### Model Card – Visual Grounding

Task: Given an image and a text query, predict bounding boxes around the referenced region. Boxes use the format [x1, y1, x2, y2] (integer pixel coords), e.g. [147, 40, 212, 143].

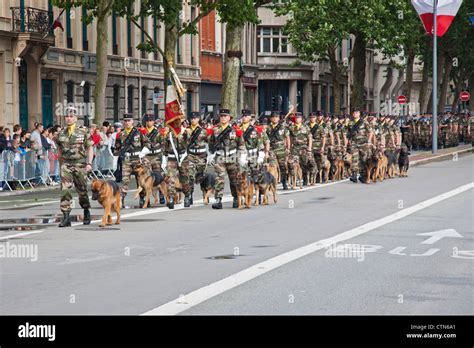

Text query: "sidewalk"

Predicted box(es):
[1, 144, 472, 198]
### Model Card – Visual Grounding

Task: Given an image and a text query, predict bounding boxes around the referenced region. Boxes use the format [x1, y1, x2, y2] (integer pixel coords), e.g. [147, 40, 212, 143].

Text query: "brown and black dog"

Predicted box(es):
[343, 152, 353, 178]
[200, 173, 216, 205]
[133, 163, 168, 208]
[236, 171, 253, 209]
[318, 154, 331, 184]
[255, 165, 277, 206]
[287, 155, 303, 189]
[398, 146, 410, 177]
[91, 179, 121, 227]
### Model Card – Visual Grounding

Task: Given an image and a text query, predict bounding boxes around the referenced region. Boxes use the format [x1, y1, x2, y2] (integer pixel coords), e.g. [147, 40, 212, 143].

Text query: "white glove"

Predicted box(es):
[238, 153, 248, 167]
[178, 152, 187, 166]
[257, 151, 265, 165]
[161, 155, 168, 171]
[138, 147, 151, 159]
[207, 153, 216, 165]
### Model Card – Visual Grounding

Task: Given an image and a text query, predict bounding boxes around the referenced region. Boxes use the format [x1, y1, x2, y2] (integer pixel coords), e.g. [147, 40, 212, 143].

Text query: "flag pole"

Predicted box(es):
[41, 7, 65, 40]
[432, 0, 438, 154]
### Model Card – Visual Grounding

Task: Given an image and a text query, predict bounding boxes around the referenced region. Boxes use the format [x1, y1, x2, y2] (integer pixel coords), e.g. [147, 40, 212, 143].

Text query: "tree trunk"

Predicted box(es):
[351, 34, 366, 110]
[328, 48, 341, 114]
[94, 1, 111, 124]
[418, 60, 430, 113]
[405, 49, 415, 102]
[164, 23, 178, 105]
[438, 58, 453, 112]
[221, 24, 242, 118]
[427, 50, 445, 113]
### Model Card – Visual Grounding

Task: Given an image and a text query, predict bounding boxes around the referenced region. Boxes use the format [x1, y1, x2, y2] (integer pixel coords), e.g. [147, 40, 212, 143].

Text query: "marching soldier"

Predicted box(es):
[289, 112, 313, 186]
[143, 113, 167, 204]
[163, 118, 191, 209]
[54, 107, 94, 227]
[267, 111, 291, 190]
[208, 108, 247, 209]
[308, 111, 327, 183]
[114, 113, 151, 208]
[334, 115, 348, 156]
[347, 107, 374, 184]
[241, 109, 265, 182]
[182, 111, 210, 207]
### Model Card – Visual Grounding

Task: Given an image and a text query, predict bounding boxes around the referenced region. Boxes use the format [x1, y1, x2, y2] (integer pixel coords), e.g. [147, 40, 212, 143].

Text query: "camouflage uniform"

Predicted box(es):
[333, 121, 347, 155]
[242, 122, 264, 181]
[308, 120, 327, 174]
[289, 122, 314, 182]
[114, 126, 150, 198]
[164, 127, 191, 199]
[209, 124, 246, 200]
[145, 126, 167, 173]
[419, 119, 431, 149]
[55, 125, 93, 213]
[267, 121, 289, 186]
[347, 118, 372, 179]
[183, 124, 210, 192]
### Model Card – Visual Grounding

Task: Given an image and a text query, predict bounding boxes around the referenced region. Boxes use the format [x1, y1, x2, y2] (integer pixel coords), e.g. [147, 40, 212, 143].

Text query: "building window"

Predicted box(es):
[83, 82, 90, 126]
[176, 15, 182, 64]
[141, 86, 147, 115]
[66, 80, 74, 103]
[154, 87, 159, 117]
[127, 18, 132, 57]
[127, 85, 134, 114]
[153, 18, 159, 60]
[66, 9, 73, 48]
[82, 7, 88, 51]
[112, 11, 118, 55]
[113, 84, 120, 122]
[190, 7, 195, 65]
[258, 27, 288, 54]
[140, 15, 146, 59]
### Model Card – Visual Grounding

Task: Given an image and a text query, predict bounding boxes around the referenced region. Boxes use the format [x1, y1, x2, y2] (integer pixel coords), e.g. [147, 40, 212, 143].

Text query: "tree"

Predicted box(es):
[53, 0, 115, 124]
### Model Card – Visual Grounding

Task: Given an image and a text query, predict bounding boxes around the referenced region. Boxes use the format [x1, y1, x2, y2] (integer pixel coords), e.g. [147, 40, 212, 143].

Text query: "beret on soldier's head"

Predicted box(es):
[219, 108, 231, 116]
[143, 114, 156, 122]
[352, 107, 361, 113]
[241, 109, 252, 116]
[190, 111, 201, 119]
[122, 113, 134, 121]
[64, 106, 78, 116]
[270, 110, 280, 118]
[295, 112, 303, 118]
[308, 112, 317, 118]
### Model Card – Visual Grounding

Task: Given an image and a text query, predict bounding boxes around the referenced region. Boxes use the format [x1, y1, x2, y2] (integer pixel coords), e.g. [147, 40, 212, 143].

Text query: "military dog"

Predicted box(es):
[343, 152, 353, 178]
[378, 153, 388, 182]
[236, 171, 253, 209]
[287, 154, 303, 189]
[255, 165, 277, 206]
[398, 146, 410, 177]
[385, 150, 398, 178]
[132, 163, 168, 208]
[266, 160, 280, 184]
[318, 154, 331, 184]
[91, 179, 121, 227]
[200, 173, 216, 205]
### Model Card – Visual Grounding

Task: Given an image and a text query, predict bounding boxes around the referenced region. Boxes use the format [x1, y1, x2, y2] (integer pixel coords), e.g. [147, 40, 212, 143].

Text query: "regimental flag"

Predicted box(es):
[411, 0, 463, 37]
[164, 79, 184, 136]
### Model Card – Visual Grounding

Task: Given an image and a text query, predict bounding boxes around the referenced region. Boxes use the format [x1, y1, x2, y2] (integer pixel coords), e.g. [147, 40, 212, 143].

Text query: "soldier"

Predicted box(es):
[143, 113, 167, 204]
[241, 109, 265, 184]
[54, 107, 94, 227]
[334, 114, 348, 155]
[308, 111, 327, 183]
[163, 117, 191, 209]
[182, 111, 210, 207]
[347, 107, 374, 183]
[114, 113, 151, 208]
[267, 111, 291, 190]
[289, 112, 313, 186]
[208, 108, 247, 209]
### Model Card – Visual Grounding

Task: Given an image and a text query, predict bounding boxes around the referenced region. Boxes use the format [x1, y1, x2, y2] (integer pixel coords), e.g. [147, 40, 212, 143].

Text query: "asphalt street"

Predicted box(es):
[0, 153, 472, 315]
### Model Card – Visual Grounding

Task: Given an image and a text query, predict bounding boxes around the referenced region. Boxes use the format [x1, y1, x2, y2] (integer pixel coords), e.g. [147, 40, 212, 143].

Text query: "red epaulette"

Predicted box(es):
[233, 125, 243, 137]
[255, 125, 263, 135]
[206, 127, 214, 136]
[139, 127, 147, 135]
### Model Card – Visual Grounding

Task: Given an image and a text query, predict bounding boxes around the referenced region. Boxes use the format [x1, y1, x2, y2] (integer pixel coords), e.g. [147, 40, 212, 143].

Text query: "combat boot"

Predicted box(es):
[139, 195, 145, 208]
[167, 196, 175, 209]
[350, 173, 358, 183]
[159, 192, 166, 205]
[121, 195, 129, 209]
[282, 177, 288, 190]
[83, 208, 91, 225]
[232, 196, 239, 208]
[184, 195, 191, 208]
[58, 212, 71, 227]
[303, 176, 308, 186]
[189, 190, 194, 206]
[212, 197, 223, 209]
[359, 175, 368, 184]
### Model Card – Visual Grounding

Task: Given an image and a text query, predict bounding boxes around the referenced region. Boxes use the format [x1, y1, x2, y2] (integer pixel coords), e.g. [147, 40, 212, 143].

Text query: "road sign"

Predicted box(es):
[398, 95, 407, 104]
[460, 91, 470, 102]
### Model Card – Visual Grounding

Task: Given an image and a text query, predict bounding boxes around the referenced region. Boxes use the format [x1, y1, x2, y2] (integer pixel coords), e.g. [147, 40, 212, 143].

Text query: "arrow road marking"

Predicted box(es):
[417, 229, 463, 245]
[410, 248, 440, 257]
[389, 246, 407, 256]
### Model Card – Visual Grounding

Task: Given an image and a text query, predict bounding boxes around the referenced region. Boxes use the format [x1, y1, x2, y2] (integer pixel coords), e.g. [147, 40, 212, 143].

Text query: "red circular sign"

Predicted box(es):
[460, 91, 470, 102]
[398, 95, 407, 104]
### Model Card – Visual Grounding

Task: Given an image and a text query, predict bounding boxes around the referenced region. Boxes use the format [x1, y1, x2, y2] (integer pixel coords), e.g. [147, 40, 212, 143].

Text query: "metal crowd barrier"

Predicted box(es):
[0, 146, 116, 191]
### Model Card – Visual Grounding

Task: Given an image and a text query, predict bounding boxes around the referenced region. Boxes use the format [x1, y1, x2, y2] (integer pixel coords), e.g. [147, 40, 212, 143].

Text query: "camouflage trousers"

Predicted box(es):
[120, 158, 142, 197]
[60, 162, 90, 213]
[351, 143, 371, 177]
[213, 159, 241, 199]
[167, 159, 192, 196]
[182, 154, 207, 191]
[270, 147, 288, 181]
[146, 155, 162, 174]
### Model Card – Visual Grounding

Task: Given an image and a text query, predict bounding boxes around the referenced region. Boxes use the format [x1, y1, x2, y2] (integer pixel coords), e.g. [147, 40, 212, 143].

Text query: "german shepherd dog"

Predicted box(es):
[343, 152, 353, 178]
[366, 148, 384, 184]
[91, 179, 121, 227]
[287, 154, 303, 189]
[328, 148, 344, 181]
[385, 150, 398, 178]
[398, 145, 410, 177]
[318, 154, 331, 184]
[255, 164, 277, 206]
[378, 152, 388, 182]
[266, 161, 280, 184]
[200, 173, 216, 205]
[236, 171, 253, 209]
[132, 163, 168, 208]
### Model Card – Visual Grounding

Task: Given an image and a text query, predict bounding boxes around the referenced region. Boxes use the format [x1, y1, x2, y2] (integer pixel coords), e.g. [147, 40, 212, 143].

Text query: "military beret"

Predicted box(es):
[270, 111, 280, 118]
[143, 114, 156, 122]
[219, 108, 231, 116]
[309, 112, 317, 118]
[352, 107, 361, 113]
[122, 113, 134, 121]
[190, 111, 201, 119]
[64, 106, 78, 116]
[295, 112, 303, 118]
[241, 109, 252, 116]
[338, 115, 345, 120]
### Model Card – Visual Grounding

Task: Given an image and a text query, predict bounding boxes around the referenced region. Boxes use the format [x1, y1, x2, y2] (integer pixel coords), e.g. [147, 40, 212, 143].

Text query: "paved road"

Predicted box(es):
[0, 153, 472, 315]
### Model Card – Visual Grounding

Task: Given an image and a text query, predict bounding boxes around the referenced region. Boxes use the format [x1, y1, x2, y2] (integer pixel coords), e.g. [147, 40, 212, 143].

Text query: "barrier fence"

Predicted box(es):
[0, 146, 116, 192]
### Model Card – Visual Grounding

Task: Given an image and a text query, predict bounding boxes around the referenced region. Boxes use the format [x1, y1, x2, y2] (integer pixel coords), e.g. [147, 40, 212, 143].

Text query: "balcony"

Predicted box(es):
[11, 6, 53, 36]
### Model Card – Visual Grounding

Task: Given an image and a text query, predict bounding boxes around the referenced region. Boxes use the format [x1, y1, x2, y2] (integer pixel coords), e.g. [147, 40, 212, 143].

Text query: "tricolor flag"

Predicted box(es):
[52, 16, 64, 31]
[411, 0, 463, 37]
[164, 79, 184, 136]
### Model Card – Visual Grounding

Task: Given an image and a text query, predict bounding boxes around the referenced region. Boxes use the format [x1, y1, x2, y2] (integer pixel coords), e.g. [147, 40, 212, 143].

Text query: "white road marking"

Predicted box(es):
[142, 182, 474, 315]
[0, 230, 44, 240]
[410, 248, 440, 257]
[417, 229, 463, 244]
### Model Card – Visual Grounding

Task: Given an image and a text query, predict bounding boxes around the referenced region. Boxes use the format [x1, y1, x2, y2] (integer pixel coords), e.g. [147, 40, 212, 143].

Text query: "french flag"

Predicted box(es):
[164, 79, 184, 135]
[411, 0, 463, 37]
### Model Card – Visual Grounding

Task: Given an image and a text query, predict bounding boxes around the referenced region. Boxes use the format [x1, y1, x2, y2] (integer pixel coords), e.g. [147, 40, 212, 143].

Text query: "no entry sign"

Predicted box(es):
[460, 91, 470, 102]
[398, 95, 407, 104]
